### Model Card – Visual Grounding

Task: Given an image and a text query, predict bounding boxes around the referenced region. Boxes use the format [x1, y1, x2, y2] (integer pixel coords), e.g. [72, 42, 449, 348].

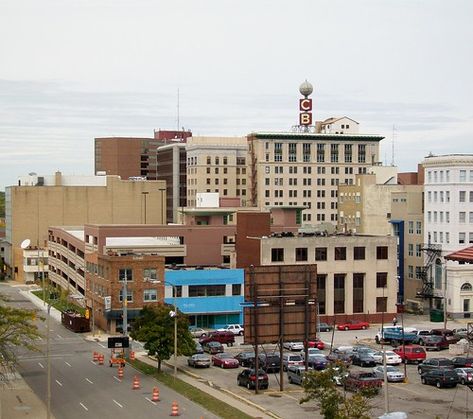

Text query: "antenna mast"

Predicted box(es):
[391, 125, 396, 166]
[177, 88, 180, 133]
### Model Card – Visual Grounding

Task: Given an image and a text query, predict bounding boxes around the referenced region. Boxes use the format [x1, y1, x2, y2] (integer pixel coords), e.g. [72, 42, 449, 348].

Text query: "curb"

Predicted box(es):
[219, 388, 282, 419]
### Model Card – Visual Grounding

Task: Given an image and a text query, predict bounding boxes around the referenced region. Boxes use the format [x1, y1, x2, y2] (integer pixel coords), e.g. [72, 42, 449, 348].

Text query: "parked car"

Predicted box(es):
[453, 327, 468, 338]
[430, 328, 460, 344]
[337, 320, 370, 331]
[422, 335, 450, 351]
[187, 354, 211, 368]
[451, 357, 473, 368]
[373, 366, 405, 382]
[194, 342, 204, 354]
[455, 367, 473, 385]
[421, 369, 459, 388]
[256, 352, 281, 373]
[199, 331, 235, 347]
[282, 353, 304, 371]
[237, 368, 269, 390]
[301, 348, 322, 359]
[344, 371, 383, 393]
[212, 352, 240, 369]
[332, 367, 349, 386]
[372, 350, 402, 365]
[393, 345, 426, 364]
[418, 358, 454, 374]
[202, 341, 224, 354]
[307, 354, 329, 370]
[412, 329, 432, 344]
[283, 341, 305, 351]
[306, 338, 325, 350]
[317, 322, 333, 332]
[327, 348, 353, 366]
[189, 326, 208, 338]
[217, 324, 244, 336]
[287, 365, 312, 385]
[235, 351, 255, 367]
[351, 352, 376, 367]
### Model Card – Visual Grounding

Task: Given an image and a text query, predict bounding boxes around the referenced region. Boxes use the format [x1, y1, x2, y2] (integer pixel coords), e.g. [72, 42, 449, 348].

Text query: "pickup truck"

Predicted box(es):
[375, 326, 417, 345]
[218, 324, 244, 336]
[344, 371, 383, 393]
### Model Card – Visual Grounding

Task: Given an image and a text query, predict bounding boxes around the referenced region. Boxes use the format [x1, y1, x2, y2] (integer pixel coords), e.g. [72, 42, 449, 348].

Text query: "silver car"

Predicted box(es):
[283, 341, 305, 351]
[189, 326, 208, 338]
[373, 365, 405, 382]
[454, 367, 473, 385]
[187, 354, 211, 368]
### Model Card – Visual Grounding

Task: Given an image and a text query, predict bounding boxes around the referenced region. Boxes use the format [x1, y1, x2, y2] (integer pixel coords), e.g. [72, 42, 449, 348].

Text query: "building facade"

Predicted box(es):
[4, 172, 166, 282]
[247, 131, 383, 227]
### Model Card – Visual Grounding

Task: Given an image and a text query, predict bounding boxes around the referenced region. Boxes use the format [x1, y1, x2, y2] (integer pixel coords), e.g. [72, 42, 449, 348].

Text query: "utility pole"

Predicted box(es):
[444, 264, 448, 330]
[122, 270, 128, 356]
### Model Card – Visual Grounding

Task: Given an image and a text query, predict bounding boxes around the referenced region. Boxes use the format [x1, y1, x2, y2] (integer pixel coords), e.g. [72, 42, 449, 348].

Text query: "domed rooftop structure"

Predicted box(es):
[299, 80, 313, 97]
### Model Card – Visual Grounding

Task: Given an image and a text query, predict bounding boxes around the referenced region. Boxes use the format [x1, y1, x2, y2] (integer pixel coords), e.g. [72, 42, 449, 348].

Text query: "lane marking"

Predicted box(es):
[38, 362, 44, 369]
[86, 378, 93, 384]
[112, 399, 123, 408]
[56, 334, 64, 339]
[80, 402, 88, 411]
[90, 361, 96, 365]
[97, 343, 106, 348]
[113, 376, 120, 382]
[65, 361, 72, 367]
[55, 379, 63, 387]
[145, 397, 157, 405]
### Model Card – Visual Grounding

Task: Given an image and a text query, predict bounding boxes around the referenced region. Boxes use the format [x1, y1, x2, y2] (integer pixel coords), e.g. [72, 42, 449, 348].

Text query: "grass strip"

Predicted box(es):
[131, 358, 254, 419]
[32, 290, 86, 316]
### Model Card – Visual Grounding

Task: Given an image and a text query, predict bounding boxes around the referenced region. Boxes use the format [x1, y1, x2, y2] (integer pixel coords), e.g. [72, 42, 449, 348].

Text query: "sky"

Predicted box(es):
[1, 0, 472, 190]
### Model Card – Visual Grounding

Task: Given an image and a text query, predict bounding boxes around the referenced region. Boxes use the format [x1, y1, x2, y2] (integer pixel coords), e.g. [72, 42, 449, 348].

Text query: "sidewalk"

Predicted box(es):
[136, 353, 279, 419]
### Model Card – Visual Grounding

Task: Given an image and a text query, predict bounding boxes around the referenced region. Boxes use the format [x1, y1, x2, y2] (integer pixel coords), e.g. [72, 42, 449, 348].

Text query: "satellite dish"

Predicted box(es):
[20, 239, 31, 249]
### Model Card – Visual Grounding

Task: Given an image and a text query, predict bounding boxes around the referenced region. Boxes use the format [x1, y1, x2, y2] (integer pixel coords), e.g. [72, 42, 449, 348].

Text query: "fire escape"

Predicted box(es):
[416, 243, 442, 308]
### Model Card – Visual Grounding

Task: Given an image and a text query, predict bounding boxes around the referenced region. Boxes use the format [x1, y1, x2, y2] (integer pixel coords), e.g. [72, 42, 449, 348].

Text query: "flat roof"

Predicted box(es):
[248, 132, 384, 141]
[106, 237, 181, 247]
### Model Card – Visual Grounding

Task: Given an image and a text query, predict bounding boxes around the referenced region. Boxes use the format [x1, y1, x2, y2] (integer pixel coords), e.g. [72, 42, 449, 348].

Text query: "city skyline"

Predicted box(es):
[1, 0, 472, 190]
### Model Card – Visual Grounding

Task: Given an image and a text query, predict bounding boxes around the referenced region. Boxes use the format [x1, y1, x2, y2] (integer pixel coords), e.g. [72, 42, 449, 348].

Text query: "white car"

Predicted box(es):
[372, 350, 402, 365]
[373, 365, 405, 382]
[217, 324, 244, 336]
[283, 341, 305, 351]
[301, 348, 322, 359]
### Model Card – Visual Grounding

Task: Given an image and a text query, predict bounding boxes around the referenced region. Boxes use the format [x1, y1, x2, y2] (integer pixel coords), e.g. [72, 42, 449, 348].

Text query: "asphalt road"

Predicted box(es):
[1, 283, 219, 419]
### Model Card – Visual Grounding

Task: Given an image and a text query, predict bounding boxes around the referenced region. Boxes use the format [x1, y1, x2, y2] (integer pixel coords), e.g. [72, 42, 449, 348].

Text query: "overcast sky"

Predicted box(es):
[1, 0, 472, 190]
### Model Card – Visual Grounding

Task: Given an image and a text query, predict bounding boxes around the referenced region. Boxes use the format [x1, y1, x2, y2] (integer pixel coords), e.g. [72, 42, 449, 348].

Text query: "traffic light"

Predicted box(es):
[85, 309, 90, 320]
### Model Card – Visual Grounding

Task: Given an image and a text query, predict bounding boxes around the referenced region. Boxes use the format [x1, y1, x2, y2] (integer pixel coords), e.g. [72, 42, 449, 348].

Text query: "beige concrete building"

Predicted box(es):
[247, 131, 383, 226]
[258, 233, 398, 321]
[4, 172, 166, 283]
[338, 167, 400, 235]
[185, 136, 249, 207]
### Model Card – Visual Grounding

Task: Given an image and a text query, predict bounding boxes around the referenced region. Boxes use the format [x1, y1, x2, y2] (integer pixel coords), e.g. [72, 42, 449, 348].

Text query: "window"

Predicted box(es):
[353, 273, 364, 313]
[459, 232, 466, 244]
[416, 221, 422, 234]
[460, 191, 466, 202]
[376, 297, 387, 313]
[470, 232, 473, 244]
[119, 268, 133, 282]
[206, 156, 211, 165]
[408, 265, 414, 278]
[334, 247, 346, 260]
[188, 285, 225, 297]
[315, 247, 327, 261]
[461, 283, 473, 292]
[317, 274, 326, 314]
[271, 248, 284, 262]
[119, 289, 133, 302]
[408, 221, 414, 234]
[446, 191, 450, 202]
[172, 286, 182, 298]
[358, 144, 366, 163]
[376, 272, 387, 288]
[330, 144, 339, 163]
[232, 284, 242, 296]
[416, 244, 422, 257]
[470, 212, 473, 223]
[460, 212, 466, 223]
[317, 144, 325, 162]
[288, 143, 297, 162]
[353, 247, 365, 260]
[143, 289, 157, 302]
[236, 157, 245, 165]
[295, 247, 308, 261]
[334, 274, 345, 314]
[143, 268, 157, 281]
[408, 244, 414, 256]
[415, 266, 423, 279]
[460, 170, 467, 182]
[344, 144, 352, 163]
[376, 246, 388, 259]
[303, 143, 311, 162]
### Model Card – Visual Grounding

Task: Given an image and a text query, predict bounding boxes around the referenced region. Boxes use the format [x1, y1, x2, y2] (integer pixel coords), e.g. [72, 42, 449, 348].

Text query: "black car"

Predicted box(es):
[237, 368, 269, 390]
[202, 341, 224, 354]
[253, 353, 281, 373]
[235, 351, 255, 367]
[317, 322, 333, 332]
[351, 352, 376, 367]
[307, 354, 329, 370]
[451, 357, 473, 368]
[421, 369, 459, 388]
[418, 358, 454, 374]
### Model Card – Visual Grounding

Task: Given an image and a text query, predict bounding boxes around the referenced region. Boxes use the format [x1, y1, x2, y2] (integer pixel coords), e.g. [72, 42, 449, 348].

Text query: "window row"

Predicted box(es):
[426, 169, 473, 184]
[271, 246, 389, 262]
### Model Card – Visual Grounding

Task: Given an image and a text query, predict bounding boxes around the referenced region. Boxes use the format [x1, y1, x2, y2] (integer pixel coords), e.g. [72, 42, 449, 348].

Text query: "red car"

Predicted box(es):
[212, 352, 240, 368]
[337, 320, 370, 331]
[392, 344, 426, 364]
[307, 338, 325, 350]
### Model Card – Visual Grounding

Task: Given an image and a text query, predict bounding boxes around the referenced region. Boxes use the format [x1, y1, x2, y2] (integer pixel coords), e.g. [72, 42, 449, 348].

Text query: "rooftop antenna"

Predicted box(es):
[177, 88, 180, 134]
[391, 125, 396, 166]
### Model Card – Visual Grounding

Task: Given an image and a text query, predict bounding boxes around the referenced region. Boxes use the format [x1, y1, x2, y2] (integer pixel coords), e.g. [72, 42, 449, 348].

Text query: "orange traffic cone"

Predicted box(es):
[132, 375, 140, 390]
[118, 366, 124, 380]
[151, 386, 160, 402]
[130, 351, 135, 361]
[93, 351, 98, 362]
[170, 400, 180, 416]
[98, 354, 104, 365]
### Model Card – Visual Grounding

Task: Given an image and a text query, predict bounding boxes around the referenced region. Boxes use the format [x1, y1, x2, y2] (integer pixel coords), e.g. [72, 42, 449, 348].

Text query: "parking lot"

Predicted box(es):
[176, 319, 473, 418]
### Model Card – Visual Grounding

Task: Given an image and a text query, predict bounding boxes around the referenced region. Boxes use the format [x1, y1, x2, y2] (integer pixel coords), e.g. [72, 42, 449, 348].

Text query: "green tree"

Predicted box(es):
[0, 294, 43, 381]
[300, 365, 375, 419]
[130, 304, 195, 372]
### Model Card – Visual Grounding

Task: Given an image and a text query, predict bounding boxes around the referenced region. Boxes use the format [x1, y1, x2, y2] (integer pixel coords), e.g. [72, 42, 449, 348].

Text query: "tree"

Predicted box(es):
[0, 294, 43, 381]
[130, 304, 195, 372]
[300, 365, 375, 419]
